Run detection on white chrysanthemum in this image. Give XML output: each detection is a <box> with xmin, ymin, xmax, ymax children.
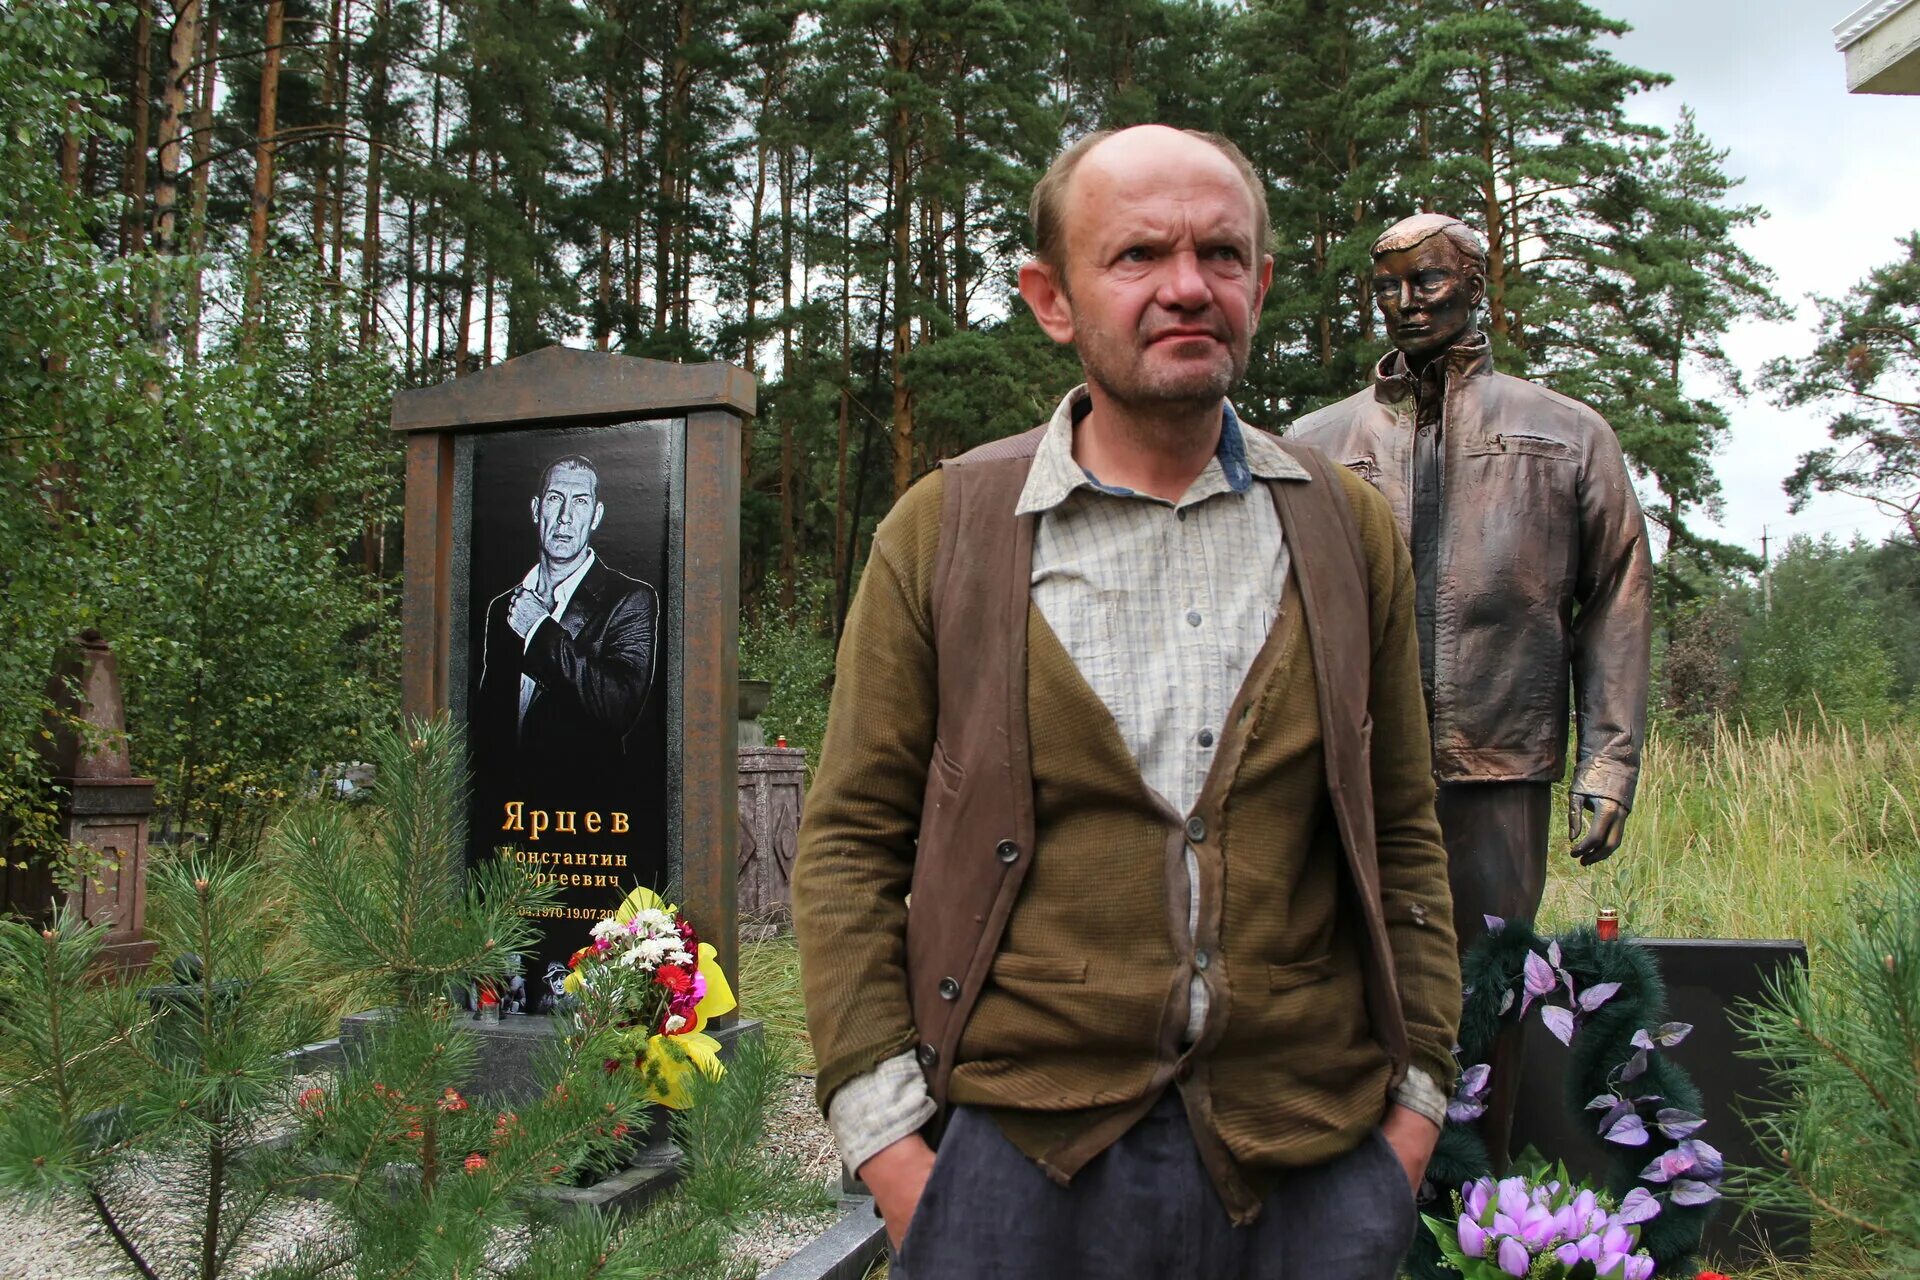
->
<box><xmin>590</xmin><ymin>917</ymin><xmax>625</xmax><ymax>941</ymax></box>
<box><xmin>635</xmin><ymin>935</ymin><xmax>681</xmax><ymax>966</ymax></box>
<box><xmin>663</xmin><ymin>1014</ymin><xmax>687</xmax><ymax>1034</ymax></box>
<box><xmin>666</xmin><ymin>948</ymin><xmax>693</xmax><ymax>968</ymax></box>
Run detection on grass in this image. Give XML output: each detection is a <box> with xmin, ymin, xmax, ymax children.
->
<box><xmin>1541</xmin><ymin>718</ymin><xmax>1920</xmax><ymax>1280</ymax></box>
<box><xmin>738</xmin><ymin>931</ymin><xmax>812</xmax><ymax>1076</ymax></box>
<box><xmin>1540</xmin><ymin>718</ymin><xmax>1918</xmax><ymax>963</ymax></box>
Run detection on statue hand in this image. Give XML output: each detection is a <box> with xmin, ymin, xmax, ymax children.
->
<box><xmin>1568</xmin><ymin>794</ymin><xmax>1627</xmax><ymax>866</ymax></box>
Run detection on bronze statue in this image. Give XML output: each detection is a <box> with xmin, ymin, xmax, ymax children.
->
<box><xmin>1289</xmin><ymin>212</ymin><xmax>1652</xmax><ymax>1163</ymax></box>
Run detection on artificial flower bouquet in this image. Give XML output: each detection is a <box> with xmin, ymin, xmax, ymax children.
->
<box><xmin>562</xmin><ymin>885</ymin><xmax>737</xmax><ymax>1108</ymax></box>
<box><xmin>1428</xmin><ymin>1165</ymin><xmax>1662</xmax><ymax>1280</ymax></box>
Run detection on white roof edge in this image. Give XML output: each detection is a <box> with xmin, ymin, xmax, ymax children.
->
<box><xmin>1835</xmin><ymin>0</ymin><xmax>1919</xmax><ymax>50</ymax></box>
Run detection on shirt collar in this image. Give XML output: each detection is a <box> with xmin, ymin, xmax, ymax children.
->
<box><xmin>521</xmin><ymin>548</ymin><xmax>597</xmax><ymax>613</ymax></box>
<box><xmin>1015</xmin><ymin>386</ymin><xmax>1308</xmax><ymax>516</ymax></box>
<box><xmin>1372</xmin><ymin>330</ymin><xmax>1494</xmax><ymax>406</ymax></box>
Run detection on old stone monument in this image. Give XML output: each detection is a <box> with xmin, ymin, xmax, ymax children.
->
<box><xmin>0</xmin><ymin>630</ymin><xmax>157</xmax><ymax>971</ymax></box>
<box><xmin>390</xmin><ymin>346</ymin><xmax>753</xmax><ymax>1004</ymax></box>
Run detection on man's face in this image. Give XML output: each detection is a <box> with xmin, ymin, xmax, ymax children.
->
<box><xmin>1372</xmin><ymin>235</ymin><xmax>1484</xmax><ymax>363</ymax></box>
<box><xmin>531</xmin><ymin>465</ymin><xmax>602</xmax><ymax>564</ymax></box>
<box><xmin>1021</xmin><ymin>129</ymin><xmax>1272</xmax><ymax>414</ymax></box>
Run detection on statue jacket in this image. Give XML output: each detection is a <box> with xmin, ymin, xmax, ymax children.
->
<box><xmin>1288</xmin><ymin>337</ymin><xmax>1652</xmax><ymax>808</ymax></box>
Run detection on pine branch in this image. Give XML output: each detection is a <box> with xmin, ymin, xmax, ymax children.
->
<box><xmin>1797</xmin><ymin>1020</ymin><xmax>1898</xmax><ymax>1117</ymax></box>
<box><xmin>88</xmin><ymin>1183</ymin><xmax>164</xmax><ymax>1280</ymax></box>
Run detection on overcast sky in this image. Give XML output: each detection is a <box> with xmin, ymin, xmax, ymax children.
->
<box><xmin>1592</xmin><ymin>0</ymin><xmax>1920</xmax><ymax>558</ymax></box>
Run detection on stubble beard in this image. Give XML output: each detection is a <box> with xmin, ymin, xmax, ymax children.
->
<box><xmin>1077</xmin><ymin>321</ymin><xmax>1249</xmax><ymax>450</ymax></box>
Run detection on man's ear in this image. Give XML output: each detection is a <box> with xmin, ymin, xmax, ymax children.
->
<box><xmin>590</xmin><ymin>501</ymin><xmax>605</xmax><ymax>533</ymax></box>
<box><xmin>530</xmin><ymin>496</ymin><xmax>541</xmax><ymax>526</ymax></box>
<box><xmin>1018</xmin><ymin>259</ymin><xmax>1075</xmax><ymax>345</ymax></box>
<box><xmin>1467</xmin><ymin>269</ymin><xmax>1487</xmax><ymax>310</ymax></box>
<box><xmin>1253</xmin><ymin>253</ymin><xmax>1275</xmax><ymax>323</ymax></box>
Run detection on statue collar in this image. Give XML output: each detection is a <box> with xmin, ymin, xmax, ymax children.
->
<box><xmin>1371</xmin><ymin>331</ymin><xmax>1493</xmax><ymax>406</ymax></box>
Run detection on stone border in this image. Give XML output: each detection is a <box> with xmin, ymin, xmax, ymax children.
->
<box><xmin>760</xmin><ymin>1197</ymin><xmax>888</xmax><ymax>1280</ymax></box>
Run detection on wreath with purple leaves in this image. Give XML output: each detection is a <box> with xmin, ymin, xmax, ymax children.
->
<box><xmin>1404</xmin><ymin>918</ymin><xmax>1724</xmax><ymax>1279</ymax></box>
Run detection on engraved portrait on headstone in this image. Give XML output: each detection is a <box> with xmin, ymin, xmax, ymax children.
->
<box><xmin>457</xmin><ymin>424</ymin><xmax>674</xmax><ymax>973</ymax></box>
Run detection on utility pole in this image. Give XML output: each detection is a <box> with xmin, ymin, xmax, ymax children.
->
<box><xmin>1761</xmin><ymin>526</ymin><xmax>1773</xmax><ymax>615</ymax></box>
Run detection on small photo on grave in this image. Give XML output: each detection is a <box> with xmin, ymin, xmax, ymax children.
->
<box><xmin>454</xmin><ymin>421</ymin><xmax>675</xmax><ymax>996</ymax></box>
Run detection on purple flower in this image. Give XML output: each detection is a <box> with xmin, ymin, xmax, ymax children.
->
<box><xmin>1604</xmin><ymin>1113</ymin><xmax>1650</xmax><ymax>1146</ymax></box>
<box><xmin>1684</xmin><ymin>1138</ymin><xmax>1725</xmax><ymax>1180</ymax></box>
<box><xmin>1615</xmin><ymin>1187</ymin><xmax>1661</xmax><ymax>1225</ymax></box>
<box><xmin>1623</xmin><ymin>1255</ymin><xmax>1655</xmax><ymax>1280</ymax></box>
<box><xmin>1655</xmin><ymin>1107</ymin><xmax>1705</xmax><ymax>1139</ymax></box>
<box><xmin>1639</xmin><ymin>1147</ymin><xmax>1692</xmax><ymax>1183</ymax></box>
<box><xmin>1518</xmin><ymin>1204</ymin><xmax>1558</xmax><ymax>1250</ymax></box>
<box><xmin>1521</xmin><ymin>950</ymin><xmax>1557</xmax><ymax>1016</ymax></box>
<box><xmin>1464</xmin><ymin>1178</ymin><xmax>1493</xmax><ymax>1222</ymax></box>
<box><xmin>1457</xmin><ymin>1216</ymin><xmax>1488</xmax><ymax>1258</ymax></box>
<box><xmin>1449</xmin><ymin>1064</ymin><xmax>1493</xmax><ymax>1123</ymax></box>
<box><xmin>1579</xmin><ymin>981</ymin><xmax>1623</xmax><ymax>1012</ymax></box>
<box><xmin>1670</xmin><ymin>1178</ymin><xmax>1722</xmax><ymax>1206</ymax></box>
<box><xmin>1555</xmin><ymin>1241</ymin><xmax>1583</xmax><ymax>1267</ymax></box>
<box><xmin>1497</xmin><ymin>1236</ymin><xmax>1531</xmax><ymax>1277</ymax></box>
<box><xmin>1496</xmin><ymin>1177</ymin><xmax>1530</xmax><ymax>1221</ymax></box>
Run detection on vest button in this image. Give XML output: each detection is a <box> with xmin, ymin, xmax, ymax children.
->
<box><xmin>1194</xmin><ymin>950</ymin><xmax>1211</xmax><ymax>972</ymax></box>
<box><xmin>917</xmin><ymin>1042</ymin><xmax>939</xmax><ymax>1068</ymax></box>
<box><xmin>995</xmin><ymin>839</ymin><xmax>1020</xmax><ymax>863</ymax></box>
<box><xmin>1185</xmin><ymin>816</ymin><xmax>1207</xmax><ymax>843</ymax></box>
<box><xmin>938</xmin><ymin>976</ymin><xmax>960</xmax><ymax>1000</ymax></box>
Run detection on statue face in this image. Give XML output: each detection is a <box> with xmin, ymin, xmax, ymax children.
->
<box><xmin>1371</xmin><ymin>235</ymin><xmax>1485</xmax><ymax>363</ymax></box>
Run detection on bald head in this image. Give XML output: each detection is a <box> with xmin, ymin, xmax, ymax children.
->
<box><xmin>1029</xmin><ymin>126</ymin><xmax>1270</xmax><ymax>281</ymax></box>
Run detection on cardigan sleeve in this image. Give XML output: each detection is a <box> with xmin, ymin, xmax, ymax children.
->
<box><xmin>791</xmin><ymin>473</ymin><xmax>947</xmax><ymax>1113</ymax></box>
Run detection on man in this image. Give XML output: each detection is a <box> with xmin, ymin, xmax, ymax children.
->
<box><xmin>1289</xmin><ymin>214</ymin><xmax>1652</xmax><ymax>1161</ymax></box>
<box><xmin>474</xmin><ymin>454</ymin><xmax>658</xmax><ymax>799</ymax></box>
<box><xmin>792</xmin><ymin>126</ymin><xmax>1459</xmax><ymax>1280</ymax></box>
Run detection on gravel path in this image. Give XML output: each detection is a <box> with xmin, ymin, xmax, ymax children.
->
<box><xmin>0</xmin><ymin>1071</ymin><xmax>844</xmax><ymax>1279</ymax></box>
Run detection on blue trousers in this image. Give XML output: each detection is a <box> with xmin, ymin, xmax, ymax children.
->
<box><xmin>892</xmin><ymin>1092</ymin><xmax>1418</xmax><ymax>1279</ymax></box>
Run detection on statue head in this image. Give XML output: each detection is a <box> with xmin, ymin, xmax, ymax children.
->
<box><xmin>1370</xmin><ymin>214</ymin><xmax>1487</xmax><ymax>367</ymax></box>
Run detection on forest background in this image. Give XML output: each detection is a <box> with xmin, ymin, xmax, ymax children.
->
<box><xmin>4</xmin><ymin>0</ymin><xmax>1919</xmax><ymax>848</ymax></box>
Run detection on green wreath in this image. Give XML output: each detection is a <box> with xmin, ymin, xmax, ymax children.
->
<box><xmin>1405</xmin><ymin>921</ymin><xmax>1723</xmax><ymax>1279</ymax></box>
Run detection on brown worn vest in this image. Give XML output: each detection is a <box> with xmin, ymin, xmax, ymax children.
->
<box><xmin>902</xmin><ymin>426</ymin><xmax>1410</xmax><ymax>1113</ymax></box>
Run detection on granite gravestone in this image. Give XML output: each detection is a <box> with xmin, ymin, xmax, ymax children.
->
<box><xmin>392</xmin><ymin>347</ymin><xmax>753</xmax><ymax>1000</ymax></box>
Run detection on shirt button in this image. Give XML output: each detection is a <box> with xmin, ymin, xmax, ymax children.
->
<box><xmin>1185</xmin><ymin>816</ymin><xmax>1207</xmax><ymax>842</ymax></box>
<box><xmin>1194</xmin><ymin>950</ymin><xmax>1211</xmax><ymax>972</ymax></box>
<box><xmin>938</xmin><ymin>976</ymin><xmax>961</xmax><ymax>1001</ymax></box>
<box><xmin>1176</xmin><ymin>508</ymin><xmax>1188</xmax><ymax>522</ymax></box>
<box><xmin>1197</xmin><ymin>728</ymin><xmax>1215</xmax><ymax>748</ymax></box>
<box><xmin>1186</xmin><ymin>609</ymin><xmax>1202</xmax><ymax>627</ymax></box>
<box><xmin>995</xmin><ymin>839</ymin><xmax>1020</xmax><ymax>864</ymax></box>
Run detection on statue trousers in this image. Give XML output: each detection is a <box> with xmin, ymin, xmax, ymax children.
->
<box><xmin>1438</xmin><ymin>781</ymin><xmax>1554</xmax><ymax>952</ymax></box>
